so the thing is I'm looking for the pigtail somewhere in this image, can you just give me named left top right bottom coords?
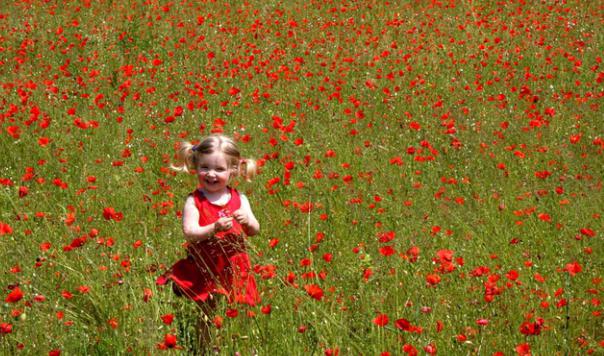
left=238, top=158, right=257, bottom=182
left=171, top=141, right=197, bottom=173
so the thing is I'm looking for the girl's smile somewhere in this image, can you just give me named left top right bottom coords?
left=197, top=151, right=232, bottom=193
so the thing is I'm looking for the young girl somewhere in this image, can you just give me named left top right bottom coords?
left=158, top=134, right=260, bottom=346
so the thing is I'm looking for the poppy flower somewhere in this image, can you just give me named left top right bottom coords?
left=379, top=246, right=395, bottom=256
left=515, top=343, right=531, bottom=356
left=261, top=304, right=272, bottom=315
left=324, top=348, right=339, bottom=356
left=102, top=207, right=123, bottom=221
left=426, top=274, right=441, bottom=286
left=423, top=343, right=437, bottom=355
left=304, top=284, right=324, bottom=301
left=519, top=318, right=543, bottom=336
left=160, top=314, right=174, bottom=325
left=402, top=343, right=418, bottom=356
left=108, top=318, right=118, bottom=329
left=378, top=231, right=395, bottom=243
left=580, top=228, right=595, bottom=237
left=406, top=246, right=420, bottom=262
left=163, top=334, right=177, bottom=348
left=476, top=318, right=489, bottom=326
left=143, top=288, right=153, bottom=302
left=226, top=308, right=238, bottom=318
left=0, top=322, right=12, bottom=334
left=18, top=186, right=28, bottom=198
left=395, top=318, right=412, bottom=331
left=5, top=287, right=23, bottom=303
left=373, top=313, right=389, bottom=327
left=363, top=268, right=373, bottom=282
left=506, top=270, right=519, bottom=281
left=156, top=333, right=180, bottom=350
left=564, top=261, right=582, bottom=276
left=0, top=222, right=13, bottom=235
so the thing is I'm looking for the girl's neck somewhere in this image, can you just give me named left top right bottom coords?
left=200, top=187, right=230, bottom=205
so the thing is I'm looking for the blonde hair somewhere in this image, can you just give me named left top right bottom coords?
left=172, top=135, right=257, bottom=182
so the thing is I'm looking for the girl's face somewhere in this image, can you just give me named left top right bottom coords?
left=196, top=151, right=232, bottom=193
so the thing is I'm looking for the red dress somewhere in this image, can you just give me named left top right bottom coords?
left=158, top=187, right=259, bottom=306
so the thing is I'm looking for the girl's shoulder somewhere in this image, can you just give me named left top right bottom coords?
left=238, top=191, right=249, bottom=203
left=237, top=192, right=254, bottom=212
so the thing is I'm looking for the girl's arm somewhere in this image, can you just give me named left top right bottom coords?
left=233, top=194, right=260, bottom=236
left=182, top=195, right=233, bottom=242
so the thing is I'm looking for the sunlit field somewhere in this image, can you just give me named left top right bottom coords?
left=1, top=0, right=602, bottom=354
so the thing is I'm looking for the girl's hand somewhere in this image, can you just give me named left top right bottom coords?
left=232, top=210, right=249, bottom=227
left=214, top=217, right=233, bottom=232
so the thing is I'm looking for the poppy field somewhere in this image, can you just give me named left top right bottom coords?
left=1, top=0, right=602, bottom=354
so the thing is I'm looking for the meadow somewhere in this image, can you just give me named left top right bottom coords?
left=0, top=0, right=602, bottom=354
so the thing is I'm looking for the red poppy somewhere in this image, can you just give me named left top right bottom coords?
left=506, top=270, right=519, bottom=281
left=476, top=318, right=489, bottom=326
left=423, top=343, right=437, bottom=355
left=378, top=231, right=395, bottom=243
left=426, top=274, right=441, bottom=286
left=519, top=318, right=543, bottom=336
left=564, top=261, right=582, bottom=276
left=402, top=343, right=418, bottom=356
left=0, top=222, right=13, bottom=235
left=213, top=316, right=223, bottom=329
left=156, top=333, right=179, bottom=350
left=395, top=318, right=411, bottom=331
left=379, top=246, right=395, bottom=257
left=143, top=288, right=153, bottom=302
left=455, top=334, right=467, bottom=342
left=324, top=348, right=339, bottom=356
left=18, top=186, right=28, bottom=198
left=160, top=314, right=174, bottom=325
left=373, top=313, right=389, bottom=327
left=261, top=304, right=272, bottom=315
left=363, top=267, right=373, bottom=282
left=435, top=249, right=453, bottom=262
left=102, top=207, right=123, bottom=221
left=580, top=228, right=595, bottom=237
left=515, top=343, right=531, bottom=356
left=108, top=317, right=118, bottom=329
left=406, top=246, right=420, bottom=262
left=0, top=323, right=12, bottom=334
left=5, top=287, right=23, bottom=303
left=164, top=334, right=177, bottom=348
left=226, top=308, right=238, bottom=318
left=304, top=284, right=324, bottom=301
